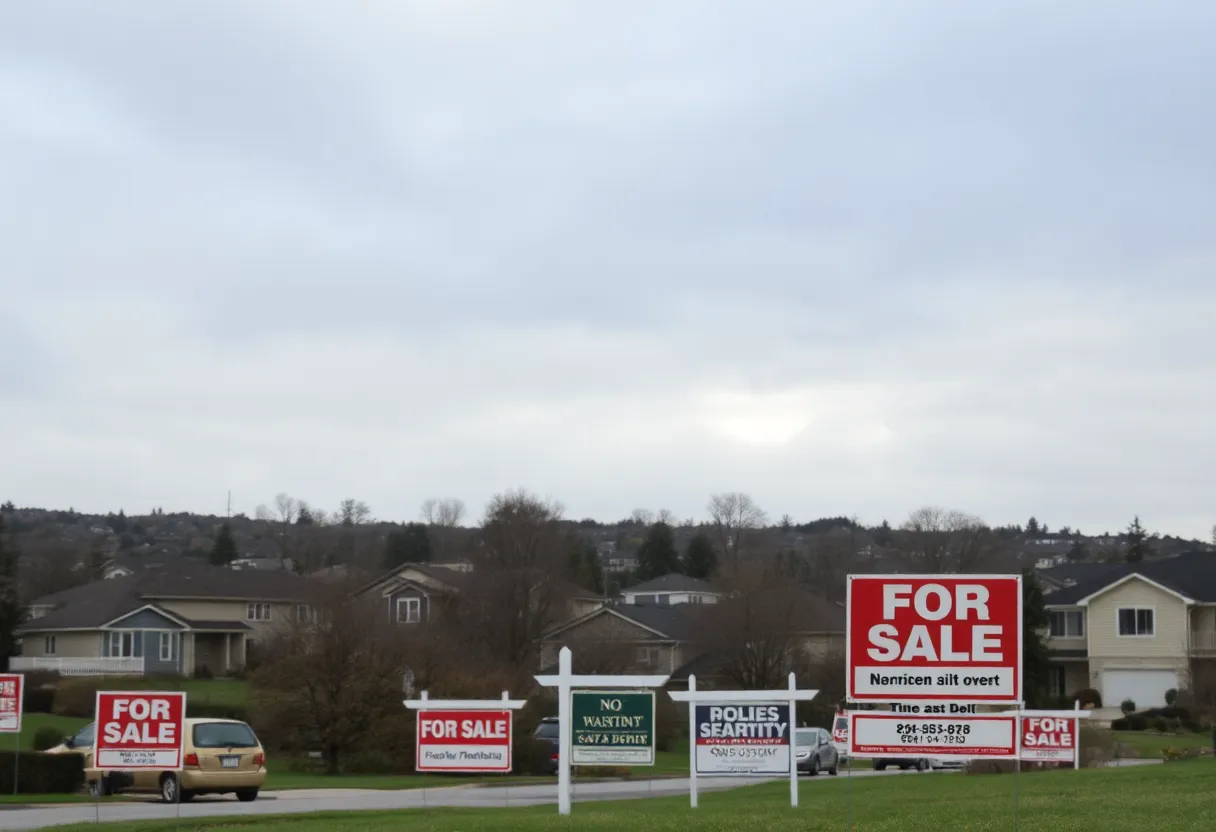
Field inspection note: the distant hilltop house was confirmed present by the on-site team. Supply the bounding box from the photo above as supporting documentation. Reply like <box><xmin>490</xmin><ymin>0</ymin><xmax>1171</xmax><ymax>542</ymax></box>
<box><xmin>619</xmin><ymin>574</ymin><xmax>720</xmax><ymax>606</ymax></box>
<box><xmin>14</xmin><ymin>563</ymin><xmax>320</xmax><ymax>678</ymax></box>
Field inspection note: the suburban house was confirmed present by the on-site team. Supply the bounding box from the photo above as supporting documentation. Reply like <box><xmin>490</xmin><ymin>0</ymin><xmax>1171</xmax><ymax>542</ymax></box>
<box><xmin>14</xmin><ymin>564</ymin><xmax>320</xmax><ymax>677</ymax></box>
<box><xmin>356</xmin><ymin>561</ymin><xmax>605</xmax><ymax>627</ymax></box>
<box><xmin>539</xmin><ymin>588</ymin><xmax>846</xmax><ymax>686</ymax></box>
<box><xmin>619</xmin><ymin>574</ymin><xmax>720</xmax><ymax>606</ymax></box>
<box><xmin>1043</xmin><ymin>551</ymin><xmax>1216</xmax><ymax>710</ymax></box>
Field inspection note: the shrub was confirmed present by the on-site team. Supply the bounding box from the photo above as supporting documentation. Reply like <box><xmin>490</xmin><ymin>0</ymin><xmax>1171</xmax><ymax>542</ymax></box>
<box><xmin>1120</xmin><ymin>698</ymin><xmax>1136</xmax><ymax>715</ymax></box>
<box><xmin>654</xmin><ymin>692</ymin><xmax>682</xmax><ymax>753</ymax></box>
<box><xmin>187</xmin><ymin>702</ymin><xmax>248</xmax><ymax>721</ymax></box>
<box><xmin>513</xmin><ymin>736</ymin><xmax>556</xmax><ymax>776</ymax></box>
<box><xmin>1160</xmin><ymin>706</ymin><xmax>1191</xmax><ymax>721</ymax></box>
<box><xmin>52</xmin><ymin>677</ymin><xmax>160</xmax><ymax>717</ymax></box>
<box><xmin>32</xmin><ymin>726</ymin><xmax>67</xmax><ymax>752</ymax></box>
<box><xmin>0</xmin><ymin>751</ymin><xmax>85</xmax><ymax>794</ymax></box>
<box><xmin>1110</xmin><ymin>717</ymin><xmax>1129</xmax><ymax>730</ymax></box>
<box><xmin>1078</xmin><ymin>726</ymin><xmax>1116</xmax><ymax>767</ymax></box>
<box><xmin>1165</xmin><ymin>688</ymin><xmax>1178</xmax><ymax>706</ymax></box>
<box><xmin>23</xmin><ymin>687</ymin><xmax>56</xmax><ymax>715</ymax></box>
<box><xmin>1152</xmin><ymin>716</ymin><xmax>1170</xmax><ymax>733</ymax></box>
<box><xmin>1126</xmin><ymin>714</ymin><xmax>1148</xmax><ymax>731</ymax></box>
<box><xmin>1071</xmin><ymin>688</ymin><xmax>1102</xmax><ymax>708</ymax></box>
<box><xmin>195</xmin><ymin>665</ymin><xmax>215</xmax><ymax>680</ymax></box>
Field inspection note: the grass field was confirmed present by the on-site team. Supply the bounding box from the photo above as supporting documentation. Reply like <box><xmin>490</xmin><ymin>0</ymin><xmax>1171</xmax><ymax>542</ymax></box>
<box><xmin>1113</xmin><ymin>730</ymin><xmax>1212</xmax><ymax>758</ymax></box>
<box><xmin>46</xmin><ymin>759</ymin><xmax>1216</xmax><ymax>831</ymax></box>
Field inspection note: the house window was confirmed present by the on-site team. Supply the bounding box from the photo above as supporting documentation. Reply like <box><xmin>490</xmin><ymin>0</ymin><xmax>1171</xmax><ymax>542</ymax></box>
<box><xmin>44</xmin><ymin>636</ymin><xmax>56</xmax><ymax>655</ymax></box>
<box><xmin>1117</xmin><ymin>607</ymin><xmax>1154</xmax><ymax>637</ymax></box>
<box><xmin>107</xmin><ymin>631</ymin><xmax>136</xmax><ymax>658</ymax></box>
<box><xmin>1049</xmin><ymin>611</ymin><xmax>1085</xmax><ymax>638</ymax></box>
<box><xmin>159</xmin><ymin>632</ymin><xmax>178</xmax><ymax>662</ymax></box>
<box><xmin>396</xmin><ymin>597</ymin><xmax>422</xmax><ymax>624</ymax></box>
<box><xmin>246</xmin><ymin>603</ymin><xmax>272</xmax><ymax>622</ymax></box>
<box><xmin>1049</xmin><ymin>666</ymin><xmax>1067</xmax><ymax>698</ymax></box>
<box><xmin>295</xmin><ymin>605</ymin><xmax>315</xmax><ymax>623</ymax></box>
<box><xmin>636</xmin><ymin>646</ymin><xmax>662</xmax><ymax>667</ymax></box>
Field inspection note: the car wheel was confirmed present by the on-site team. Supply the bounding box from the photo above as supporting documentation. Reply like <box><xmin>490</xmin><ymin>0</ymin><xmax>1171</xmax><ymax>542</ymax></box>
<box><xmin>828</xmin><ymin>757</ymin><xmax>839</xmax><ymax>776</ymax></box>
<box><xmin>808</xmin><ymin>755</ymin><xmax>820</xmax><ymax>776</ymax></box>
<box><xmin>159</xmin><ymin>774</ymin><xmax>180</xmax><ymax>804</ymax></box>
<box><xmin>876</xmin><ymin>763</ymin><xmax>887</xmax><ymax>771</ymax></box>
<box><xmin>916</xmin><ymin>758</ymin><xmax>929</xmax><ymax>772</ymax></box>
<box><xmin>236</xmin><ymin>789</ymin><xmax>259</xmax><ymax>803</ymax></box>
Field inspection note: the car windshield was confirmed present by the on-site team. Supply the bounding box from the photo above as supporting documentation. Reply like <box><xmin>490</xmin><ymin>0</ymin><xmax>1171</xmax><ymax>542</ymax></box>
<box><xmin>534</xmin><ymin>722</ymin><xmax>560</xmax><ymax>739</ymax></box>
<box><xmin>73</xmin><ymin>724</ymin><xmax>95</xmax><ymax>748</ymax></box>
<box><xmin>795</xmin><ymin>729</ymin><xmax>819</xmax><ymax>747</ymax></box>
<box><xmin>192</xmin><ymin>722</ymin><xmax>259</xmax><ymax>749</ymax></box>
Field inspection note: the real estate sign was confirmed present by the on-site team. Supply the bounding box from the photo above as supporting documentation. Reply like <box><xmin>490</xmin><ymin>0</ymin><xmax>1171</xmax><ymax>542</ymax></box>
<box><xmin>846</xmin><ymin>574</ymin><xmax>1023</xmax><ymax>703</ymax></box>
<box><xmin>693</xmin><ymin>703</ymin><xmax>791</xmax><ymax>775</ymax></box>
<box><xmin>571</xmin><ymin>690</ymin><xmax>654</xmax><ymax>766</ymax></box>
<box><xmin>1019</xmin><ymin>714</ymin><xmax>1077</xmax><ymax>763</ymax></box>
<box><xmin>0</xmin><ymin>674</ymin><xmax>24</xmax><ymax>733</ymax></box>
<box><xmin>94</xmin><ymin>691</ymin><xmax>186</xmax><ymax>770</ymax></box>
<box><xmin>415</xmin><ymin>710</ymin><xmax>513</xmax><ymax>773</ymax></box>
<box><xmin>849</xmin><ymin>712</ymin><xmax>1018</xmax><ymax>759</ymax></box>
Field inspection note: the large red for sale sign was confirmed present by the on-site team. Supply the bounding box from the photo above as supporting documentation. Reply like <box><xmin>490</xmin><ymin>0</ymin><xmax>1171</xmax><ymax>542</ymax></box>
<box><xmin>1020</xmin><ymin>714</ymin><xmax>1077</xmax><ymax>762</ymax></box>
<box><xmin>0</xmin><ymin>674</ymin><xmax>24</xmax><ymax>733</ymax></box>
<box><xmin>94</xmin><ymin>691</ymin><xmax>186</xmax><ymax>770</ymax></box>
<box><xmin>416</xmin><ymin>710</ymin><xmax>512</xmax><ymax>773</ymax></box>
<box><xmin>846</xmin><ymin>574</ymin><xmax>1022</xmax><ymax>703</ymax></box>
<box><xmin>849</xmin><ymin>712</ymin><xmax>1018</xmax><ymax>759</ymax></box>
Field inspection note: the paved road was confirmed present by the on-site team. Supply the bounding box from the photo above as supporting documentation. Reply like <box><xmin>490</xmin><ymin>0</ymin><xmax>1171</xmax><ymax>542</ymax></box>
<box><xmin>0</xmin><ymin>769</ymin><xmax>910</xmax><ymax>830</ymax></box>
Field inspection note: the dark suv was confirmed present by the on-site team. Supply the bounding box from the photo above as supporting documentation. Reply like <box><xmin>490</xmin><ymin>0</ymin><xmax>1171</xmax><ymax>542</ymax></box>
<box><xmin>533</xmin><ymin>717</ymin><xmax>560</xmax><ymax>775</ymax></box>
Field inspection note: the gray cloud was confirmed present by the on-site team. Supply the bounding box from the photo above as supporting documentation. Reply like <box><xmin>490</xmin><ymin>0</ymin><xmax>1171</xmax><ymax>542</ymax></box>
<box><xmin>2</xmin><ymin>1</ymin><xmax>1213</xmax><ymax>536</ymax></box>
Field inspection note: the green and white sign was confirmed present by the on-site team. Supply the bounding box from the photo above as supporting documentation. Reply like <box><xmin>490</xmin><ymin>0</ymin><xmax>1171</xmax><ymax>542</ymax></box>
<box><xmin>570</xmin><ymin>690</ymin><xmax>655</xmax><ymax>766</ymax></box>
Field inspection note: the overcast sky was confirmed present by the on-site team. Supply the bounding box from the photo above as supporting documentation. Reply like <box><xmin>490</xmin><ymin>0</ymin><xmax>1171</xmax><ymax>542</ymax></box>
<box><xmin>3</xmin><ymin>1</ymin><xmax>1213</xmax><ymax>538</ymax></box>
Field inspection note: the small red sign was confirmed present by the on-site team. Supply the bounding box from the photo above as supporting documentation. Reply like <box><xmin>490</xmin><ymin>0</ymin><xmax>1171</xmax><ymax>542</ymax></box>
<box><xmin>846</xmin><ymin>574</ymin><xmax>1022</xmax><ymax>703</ymax></box>
<box><xmin>1020</xmin><ymin>715</ymin><xmax>1077</xmax><ymax>762</ymax></box>
<box><xmin>416</xmin><ymin>710</ymin><xmax>513</xmax><ymax>773</ymax></box>
<box><xmin>94</xmin><ymin>691</ymin><xmax>186</xmax><ymax>770</ymax></box>
<box><xmin>0</xmin><ymin>674</ymin><xmax>24</xmax><ymax>733</ymax></box>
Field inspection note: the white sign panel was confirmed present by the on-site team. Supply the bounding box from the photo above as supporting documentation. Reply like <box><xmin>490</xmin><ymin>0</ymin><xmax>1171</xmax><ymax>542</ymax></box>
<box><xmin>849</xmin><ymin>712</ymin><xmax>1017</xmax><ymax>759</ymax></box>
<box><xmin>694</xmin><ymin>703</ymin><xmax>791</xmax><ymax>775</ymax></box>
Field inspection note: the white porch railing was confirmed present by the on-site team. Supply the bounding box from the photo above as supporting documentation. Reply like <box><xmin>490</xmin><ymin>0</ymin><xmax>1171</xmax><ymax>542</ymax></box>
<box><xmin>1191</xmin><ymin>630</ymin><xmax>1216</xmax><ymax>654</ymax></box>
<box><xmin>10</xmin><ymin>657</ymin><xmax>146</xmax><ymax>676</ymax></box>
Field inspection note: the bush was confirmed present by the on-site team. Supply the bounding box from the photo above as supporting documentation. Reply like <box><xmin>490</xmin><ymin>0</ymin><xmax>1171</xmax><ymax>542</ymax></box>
<box><xmin>0</xmin><ymin>751</ymin><xmax>85</xmax><ymax>794</ymax></box>
<box><xmin>654</xmin><ymin>692</ymin><xmax>682</xmax><ymax>753</ymax></box>
<box><xmin>1078</xmin><ymin>726</ymin><xmax>1116</xmax><ymax>767</ymax></box>
<box><xmin>1152</xmin><ymin>716</ymin><xmax>1170</xmax><ymax>733</ymax></box>
<box><xmin>1126</xmin><ymin>714</ymin><xmax>1148</xmax><ymax>731</ymax></box>
<box><xmin>23</xmin><ymin>687</ymin><xmax>56</xmax><ymax>715</ymax></box>
<box><xmin>1160</xmin><ymin>706</ymin><xmax>1191</xmax><ymax>721</ymax></box>
<box><xmin>52</xmin><ymin>677</ymin><xmax>160</xmax><ymax>717</ymax></box>
<box><xmin>186</xmin><ymin>702</ymin><xmax>248</xmax><ymax>721</ymax></box>
<box><xmin>513</xmin><ymin>736</ymin><xmax>556</xmax><ymax>776</ymax></box>
<box><xmin>195</xmin><ymin>665</ymin><xmax>215</xmax><ymax>680</ymax></box>
<box><xmin>1071</xmin><ymin>688</ymin><xmax>1102</xmax><ymax>708</ymax></box>
<box><xmin>1120</xmin><ymin>698</ymin><xmax>1136</xmax><ymax>715</ymax></box>
<box><xmin>1111</xmin><ymin>717</ymin><xmax>1129</xmax><ymax>730</ymax></box>
<box><xmin>1165</xmin><ymin>688</ymin><xmax>1178</xmax><ymax>706</ymax></box>
<box><xmin>32</xmin><ymin>726</ymin><xmax>67</xmax><ymax>752</ymax></box>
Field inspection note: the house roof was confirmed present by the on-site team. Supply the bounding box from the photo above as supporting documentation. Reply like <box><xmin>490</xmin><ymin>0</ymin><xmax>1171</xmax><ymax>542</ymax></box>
<box><xmin>1044</xmin><ymin>551</ymin><xmax>1216</xmax><ymax>606</ymax></box>
<box><xmin>20</xmin><ymin>563</ymin><xmax>318</xmax><ymax>633</ymax></box>
<box><xmin>621</xmin><ymin>574</ymin><xmax>717</xmax><ymax>595</ymax></box>
<box><xmin>358</xmin><ymin>562</ymin><xmax>472</xmax><ymax>596</ymax></box>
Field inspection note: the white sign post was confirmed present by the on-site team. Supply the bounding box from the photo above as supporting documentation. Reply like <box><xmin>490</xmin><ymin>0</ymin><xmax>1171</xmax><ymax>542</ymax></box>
<box><xmin>404</xmin><ymin>691</ymin><xmax>527</xmax><ymax>774</ymax></box>
<box><xmin>669</xmin><ymin>673</ymin><xmax>820</xmax><ymax>809</ymax></box>
<box><xmin>534</xmin><ymin>646</ymin><xmax>669</xmax><ymax>816</ymax></box>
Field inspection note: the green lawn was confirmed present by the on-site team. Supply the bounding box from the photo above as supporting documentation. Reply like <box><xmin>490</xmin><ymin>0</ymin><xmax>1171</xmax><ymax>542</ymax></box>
<box><xmin>1113</xmin><ymin>730</ymin><xmax>1213</xmax><ymax>758</ymax></box>
<box><xmin>16</xmin><ymin>713</ymin><xmax>88</xmax><ymax>750</ymax></box>
<box><xmin>48</xmin><ymin>759</ymin><xmax>1216</xmax><ymax>831</ymax></box>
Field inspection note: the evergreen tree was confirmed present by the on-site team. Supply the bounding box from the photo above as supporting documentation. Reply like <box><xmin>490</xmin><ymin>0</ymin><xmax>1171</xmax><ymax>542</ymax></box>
<box><xmin>383</xmin><ymin>522</ymin><xmax>432</xmax><ymax>569</ymax></box>
<box><xmin>567</xmin><ymin>540</ymin><xmax>605</xmax><ymax>596</ymax></box>
<box><xmin>636</xmin><ymin>522</ymin><xmax>680</xmax><ymax>580</ymax></box>
<box><xmin>0</xmin><ymin>514</ymin><xmax>25</xmax><ymax>671</ymax></box>
<box><xmin>210</xmin><ymin>522</ymin><xmax>239</xmax><ymax>566</ymax></box>
<box><xmin>1066</xmin><ymin>539</ymin><xmax>1089</xmax><ymax>562</ymax></box>
<box><xmin>1125</xmin><ymin>516</ymin><xmax>1154</xmax><ymax>563</ymax></box>
<box><xmin>1021</xmin><ymin>569</ymin><xmax>1054</xmax><ymax>708</ymax></box>
<box><xmin>872</xmin><ymin>520</ymin><xmax>892</xmax><ymax>546</ymax></box>
<box><xmin>682</xmin><ymin>531</ymin><xmax>717</xmax><ymax>579</ymax></box>
<box><xmin>1026</xmin><ymin>517</ymin><xmax>1040</xmax><ymax>536</ymax></box>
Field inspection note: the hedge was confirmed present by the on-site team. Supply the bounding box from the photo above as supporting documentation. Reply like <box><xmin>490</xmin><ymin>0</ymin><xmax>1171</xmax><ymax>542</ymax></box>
<box><xmin>186</xmin><ymin>702</ymin><xmax>248</xmax><ymax>721</ymax></box>
<box><xmin>0</xmin><ymin>751</ymin><xmax>85</xmax><ymax>794</ymax></box>
<box><xmin>23</xmin><ymin>687</ymin><xmax>56</xmax><ymax>715</ymax></box>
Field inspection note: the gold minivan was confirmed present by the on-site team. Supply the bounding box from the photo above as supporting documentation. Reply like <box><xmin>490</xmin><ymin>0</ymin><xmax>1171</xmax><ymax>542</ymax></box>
<box><xmin>48</xmin><ymin>718</ymin><xmax>267</xmax><ymax>802</ymax></box>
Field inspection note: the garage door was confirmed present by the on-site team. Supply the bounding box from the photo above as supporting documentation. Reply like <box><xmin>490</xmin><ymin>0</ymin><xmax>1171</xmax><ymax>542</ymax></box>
<box><xmin>1101</xmin><ymin>669</ymin><xmax>1178</xmax><ymax>708</ymax></box>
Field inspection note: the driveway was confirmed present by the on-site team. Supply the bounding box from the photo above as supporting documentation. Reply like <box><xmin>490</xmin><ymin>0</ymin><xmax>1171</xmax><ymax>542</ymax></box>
<box><xmin>0</xmin><ymin>769</ymin><xmax>910</xmax><ymax>830</ymax></box>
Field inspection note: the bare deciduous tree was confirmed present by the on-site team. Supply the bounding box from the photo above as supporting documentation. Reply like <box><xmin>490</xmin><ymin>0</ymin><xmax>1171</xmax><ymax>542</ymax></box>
<box><xmin>420</xmin><ymin>498</ymin><xmax>466</xmax><ymax>528</ymax></box>
<box><xmin>631</xmin><ymin>508</ymin><xmax>655</xmax><ymax>527</ymax></box>
<box><xmin>454</xmin><ymin>489</ymin><xmax>571</xmax><ymax>666</ymax></box>
<box><xmin>708</xmin><ymin>492</ymin><xmax>768</xmax><ymax>576</ymax></box>
<box><xmin>807</xmin><ymin>524</ymin><xmax>872</xmax><ymax>603</ymax></box>
<box><xmin>896</xmin><ymin>506</ymin><xmax>996</xmax><ymax>573</ymax></box>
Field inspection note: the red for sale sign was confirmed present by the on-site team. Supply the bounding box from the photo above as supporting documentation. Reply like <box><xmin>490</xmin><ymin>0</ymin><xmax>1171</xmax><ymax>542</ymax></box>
<box><xmin>846</xmin><ymin>574</ymin><xmax>1022</xmax><ymax>703</ymax></box>
<box><xmin>94</xmin><ymin>691</ymin><xmax>186</xmax><ymax>770</ymax></box>
<box><xmin>1020</xmin><ymin>715</ymin><xmax>1077</xmax><ymax>762</ymax></box>
<box><xmin>0</xmin><ymin>674</ymin><xmax>23</xmax><ymax>733</ymax></box>
<box><xmin>416</xmin><ymin>710</ymin><xmax>512</xmax><ymax>773</ymax></box>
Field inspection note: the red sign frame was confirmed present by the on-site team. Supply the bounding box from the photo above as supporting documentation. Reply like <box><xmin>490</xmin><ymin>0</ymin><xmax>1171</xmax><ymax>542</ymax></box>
<box><xmin>1019</xmin><ymin>714</ymin><xmax>1077</xmax><ymax>762</ymax></box>
<box><xmin>94</xmin><ymin>691</ymin><xmax>186</xmax><ymax>770</ymax></box>
<box><xmin>846</xmin><ymin>574</ymin><xmax>1022</xmax><ymax>703</ymax></box>
<box><xmin>0</xmin><ymin>673</ymin><xmax>24</xmax><ymax>733</ymax></box>
<box><xmin>848</xmin><ymin>712</ymin><xmax>1018</xmax><ymax>759</ymax></box>
<box><xmin>415</xmin><ymin>710</ymin><xmax>513</xmax><ymax>773</ymax></box>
